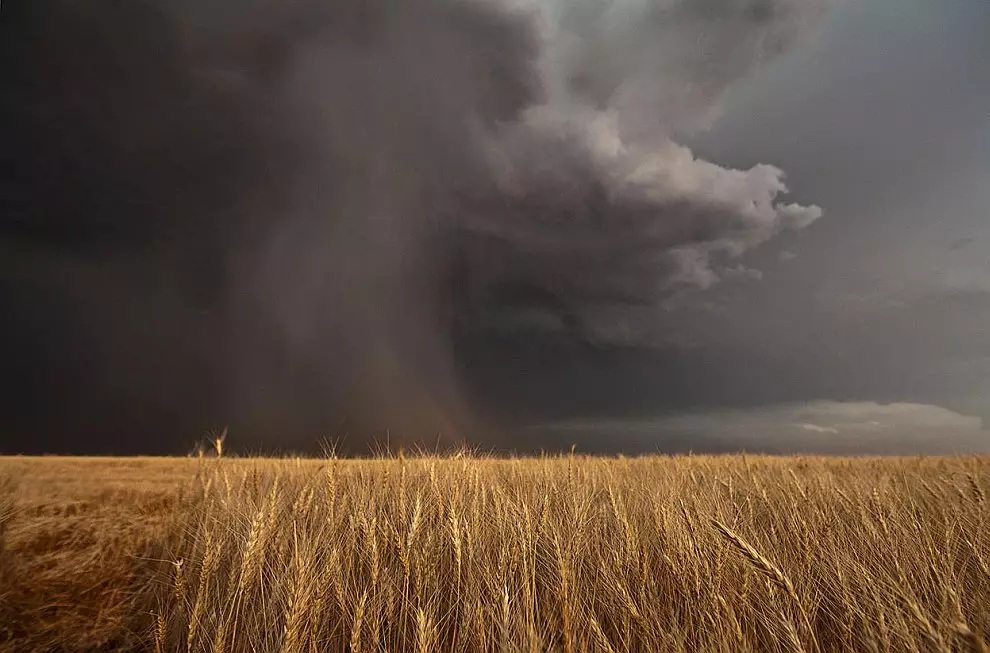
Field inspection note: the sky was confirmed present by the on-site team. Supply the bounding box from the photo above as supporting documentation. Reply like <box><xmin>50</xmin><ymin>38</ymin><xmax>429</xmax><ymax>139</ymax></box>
<box><xmin>2</xmin><ymin>0</ymin><xmax>989</xmax><ymax>455</ymax></box>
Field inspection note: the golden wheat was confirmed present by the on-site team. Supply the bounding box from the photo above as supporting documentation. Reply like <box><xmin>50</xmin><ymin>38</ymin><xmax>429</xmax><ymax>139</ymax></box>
<box><xmin>2</xmin><ymin>454</ymin><xmax>989</xmax><ymax>652</ymax></box>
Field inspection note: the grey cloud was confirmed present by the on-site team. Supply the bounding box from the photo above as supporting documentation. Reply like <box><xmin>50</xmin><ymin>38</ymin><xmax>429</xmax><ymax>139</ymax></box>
<box><xmin>535</xmin><ymin>0</ymin><xmax>830</xmax><ymax>136</ymax></box>
<box><xmin>178</xmin><ymin>0</ymin><xmax>829</xmax><ymax>351</ymax></box>
<box><xmin>460</xmin><ymin>125</ymin><xmax>822</xmax><ymax>346</ymax></box>
<box><xmin>1</xmin><ymin>0</ymin><xmax>831</xmax><ymax>452</ymax></box>
<box><xmin>476</xmin><ymin>0</ymin><xmax>830</xmax><ymax>335</ymax></box>
<box><xmin>537</xmin><ymin>401</ymin><xmax>990</xmax><ymax>454</ymax></box>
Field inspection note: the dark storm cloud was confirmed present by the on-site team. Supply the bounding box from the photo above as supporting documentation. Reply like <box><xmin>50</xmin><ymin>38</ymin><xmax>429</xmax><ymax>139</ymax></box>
<box><xmin>0</xmin><ymin>0</ymin><xmax>828</xmax><ymax>453</ymax></box>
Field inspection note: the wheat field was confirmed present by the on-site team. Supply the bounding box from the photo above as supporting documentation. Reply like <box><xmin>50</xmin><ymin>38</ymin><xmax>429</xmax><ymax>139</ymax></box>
<box><xmin>1</xmin><ymin>453</ymin><xmax>988</xmax><ymax>652</ymax></box>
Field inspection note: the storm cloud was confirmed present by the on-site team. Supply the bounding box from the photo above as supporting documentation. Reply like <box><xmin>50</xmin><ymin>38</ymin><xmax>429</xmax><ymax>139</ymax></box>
<box><xmin>1</xmin><ymin>0</ymin><xmax>829</xmax><ymax>453</ymax></box>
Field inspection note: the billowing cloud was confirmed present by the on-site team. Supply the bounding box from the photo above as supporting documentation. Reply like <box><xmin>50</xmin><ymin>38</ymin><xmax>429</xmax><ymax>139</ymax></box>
<box><xmin>1</xmin><ymin>0</ymin><xmax>829</xmax><ymax>452</ymax></box>
<box><xmin>456</xmin><ymin>0</ymin><xmax>828</xmax><ymax>344</ymax></box>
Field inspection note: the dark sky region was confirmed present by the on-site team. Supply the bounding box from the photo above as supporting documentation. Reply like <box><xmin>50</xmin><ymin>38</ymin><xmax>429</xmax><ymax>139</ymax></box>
<box><xmin>2</xmin><ymin>0</ymin><xmax>989</xmax><ymax>455</ymax></box>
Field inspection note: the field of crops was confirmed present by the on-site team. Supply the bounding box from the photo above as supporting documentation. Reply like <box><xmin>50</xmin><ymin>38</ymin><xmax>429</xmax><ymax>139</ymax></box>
<box><xmin>1</xmin><ymin>454</ymin><xmax>988</xmax><ymax>652</ymax></box>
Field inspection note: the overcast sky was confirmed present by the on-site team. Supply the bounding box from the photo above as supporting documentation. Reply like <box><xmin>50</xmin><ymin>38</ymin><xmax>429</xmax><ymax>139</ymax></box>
<box><xmin>664</xmin><ymin>0</ymin><xmax>990</xmax><ymax>449</ymax></box>
<box><xmin>2</xmin><ymin>0</ymin><xmax>988</xmax><ymax>454</ymax></box>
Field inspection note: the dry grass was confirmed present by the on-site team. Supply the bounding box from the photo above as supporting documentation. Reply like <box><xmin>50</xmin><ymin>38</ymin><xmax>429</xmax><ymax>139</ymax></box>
<box><xmin>1</xmin><ymin>453</ymin><xmax>989</xmax><ymax>652</ymax></box>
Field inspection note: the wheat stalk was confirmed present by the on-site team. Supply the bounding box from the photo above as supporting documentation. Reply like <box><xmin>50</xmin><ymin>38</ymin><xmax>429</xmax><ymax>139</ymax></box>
<box><xmin>589</xmin><ymin>615</ymin><xmax>616</xmax><ymax>653</ymax></box>
<box><xmin>955</xmin><ymin>623</ymin><xmax>990</xmax><ymax>653</ymax></box>
<box><xmin>350</xmin><ymin>590</ymin><xmax>367</xmax><ymax>653</ymax></box>
<box><xmin>155</xmin><ymin>608</ymin><xmax>168</xmax><ymax>653</ymax></box>
<box><xmin>968</xmin><ymin>474</ymin><xmax>986</xmax><ymax>505</ymax></box>
<box><xmin>416</xmin><ymin>608</ymin><xmax>437</xmax><ymax>653</ymax></box>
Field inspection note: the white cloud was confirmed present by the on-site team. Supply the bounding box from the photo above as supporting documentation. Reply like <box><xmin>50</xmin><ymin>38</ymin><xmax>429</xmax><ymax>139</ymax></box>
<box><xmin>799</xmin><ymin>423</ymin><xmax>839</xmax><ymax>434</ymax></box>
